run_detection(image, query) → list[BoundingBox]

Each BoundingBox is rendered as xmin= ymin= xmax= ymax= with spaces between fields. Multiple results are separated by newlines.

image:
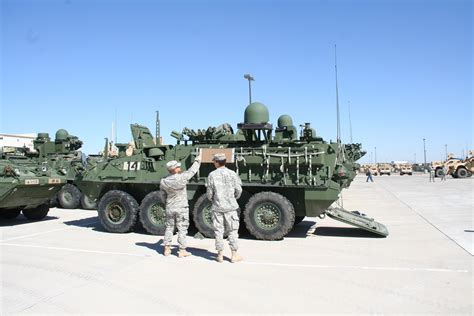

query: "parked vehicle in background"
xmin=400 ymin=164 xmax=413 ymax=176
xmin=378 ymin=163 xmax=391 ymax=176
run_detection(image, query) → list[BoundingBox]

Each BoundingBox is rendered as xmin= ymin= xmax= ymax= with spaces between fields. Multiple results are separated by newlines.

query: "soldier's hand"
xmin=195 ymin=152 xmax=202 ymax=162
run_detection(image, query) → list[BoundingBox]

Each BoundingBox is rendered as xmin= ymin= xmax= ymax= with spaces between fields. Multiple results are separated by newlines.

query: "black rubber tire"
xmin=58 ymin=184 xmax=81 ymax=209
xmin=244 ymin=191 xmax=295 ymax=240
xmin=139 ymin=191 xmax=167 ymax=235
xmin=0 ymin=209 xmax=22 ymax=219
xmin=435 ymin=168 xmax=443 ymax=178
xmin=81 ymin=194 xmax=97 ymax=210
xmin=192 ymin=194 xmax=215 ymax=238
xmin=294 ymin=216 xmax=305 ymax=225
xmin=49 ymin=195 xmax=59 ymax=207
xmin=456 ymin=168 xmax=468 ymax=178
xmin=98 ymin=190 xmax=139 ymax=233
xmin=22 ymin=204 xmax=49 ymax=220
xmin=388 ymin=173 xmax=391 ymax=176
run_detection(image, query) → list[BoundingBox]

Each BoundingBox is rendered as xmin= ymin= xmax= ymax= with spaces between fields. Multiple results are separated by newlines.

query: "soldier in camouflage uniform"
xmin=160 ymin=154 xmax=201 ymax=258
xmin=206 ymin=153 xmax=243 ymax=263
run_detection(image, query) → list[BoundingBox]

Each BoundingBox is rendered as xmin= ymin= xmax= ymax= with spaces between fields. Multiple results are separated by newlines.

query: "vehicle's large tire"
xmin=434 ymin=168 xmax=443 ymax=177
xmin=244 ymin=192 xmax=295 ymax=240
xmin=81 ymin=194 xmax=97 ymax=210
xmin=58 ymin=184 xmax=81 ymax=209
xmin=456 ymin=167 xmax=468 ymax=178
xmin=0 ymin=209 xmax=21 ymax=219
xmin=139 ymin=191 xmax=167 ymax=235
xmin=22 ymin=204 xmax=49 ymax=220
xmin=294 ymin=216 xmax=305 ymax=225
xmin=98 ymin=190 xmax=139 ymax=233
xmin=192 ymin=194 xmax=214 ymax=238
xmin=49 ymin=195 xmax=59 ymax=207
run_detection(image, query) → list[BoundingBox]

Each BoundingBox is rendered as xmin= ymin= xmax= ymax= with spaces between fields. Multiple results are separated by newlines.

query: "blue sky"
xmin=1 ymin=0 xmax=472 ymax=163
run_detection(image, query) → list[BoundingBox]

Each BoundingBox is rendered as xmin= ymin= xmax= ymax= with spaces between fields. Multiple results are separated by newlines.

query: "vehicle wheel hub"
xmin=255 ymin=203 xmax=280 ymax=229
xmin=107 ymin=202 xmax=125 ymax=224
xmin=150 ymin=203 xmax=166 ymax=225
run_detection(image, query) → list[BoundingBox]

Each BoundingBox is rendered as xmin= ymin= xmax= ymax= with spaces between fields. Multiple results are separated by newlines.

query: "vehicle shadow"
xmin=135 ymin=240 xmax=216 ymax=261
xmin=0 ymin=216 xmax=58 ymax=227
xmin=312 ymin=226 xmax=385 ymax=238
xmin=63 ymin=217 xmax=109 ymax=232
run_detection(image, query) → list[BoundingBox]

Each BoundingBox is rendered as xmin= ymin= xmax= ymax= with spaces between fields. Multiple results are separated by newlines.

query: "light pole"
xmin=423 ymin=138 xmax=427 ymax=168
xmin=414 ymin=153 xmax=416 ymax=163
xmin=244 ymin=74 xmax=254 ymax=104
xmin=374 ymin=146 xmax=377 ymax=164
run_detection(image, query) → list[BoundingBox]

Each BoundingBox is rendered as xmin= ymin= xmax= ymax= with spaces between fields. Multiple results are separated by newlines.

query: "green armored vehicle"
xmin=78 ymin=102 xmax=388 ymax=240
xmin=30 ymin=129 xmax=97 ymax=209
xmin=0 ymin=151 xmax=66 ymax=220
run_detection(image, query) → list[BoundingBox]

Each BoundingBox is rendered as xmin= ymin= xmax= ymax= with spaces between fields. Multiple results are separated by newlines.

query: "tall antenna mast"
xmin=334 ymin=45 xmax=341 ymax=143
xmin=114 ymin=108 xmax=118 ymax=143
xmin=156 ymin=110 xmax=161 ymax=145
xmin=348 ymin=100 xmax=353 ymax=143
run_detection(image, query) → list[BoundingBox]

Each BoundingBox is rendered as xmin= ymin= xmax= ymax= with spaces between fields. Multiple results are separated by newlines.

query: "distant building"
xmin=0 ymin=133 xmax=36 ymax=152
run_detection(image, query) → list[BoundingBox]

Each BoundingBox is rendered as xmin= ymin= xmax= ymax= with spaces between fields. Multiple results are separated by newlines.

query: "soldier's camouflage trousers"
xmin=163 ymin=207 xmax=189 ymax=249
xmin=212 ymin=210 xmax=239 ymax=251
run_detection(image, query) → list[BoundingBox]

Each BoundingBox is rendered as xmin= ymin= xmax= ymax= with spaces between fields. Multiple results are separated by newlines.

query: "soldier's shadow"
xmin=135 ymin=240 xmax=216 ymax=261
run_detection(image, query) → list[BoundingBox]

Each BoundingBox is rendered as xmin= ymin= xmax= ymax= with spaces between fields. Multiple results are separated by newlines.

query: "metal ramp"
xmin=325 ymin=207 xmax=389 ymax=237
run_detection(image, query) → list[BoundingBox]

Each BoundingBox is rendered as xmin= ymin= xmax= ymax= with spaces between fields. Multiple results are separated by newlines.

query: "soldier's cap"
xmin=166 ymin=160 xmax=181 ymax=170
xmin=212 ymin=153 xmax=227 ymax=162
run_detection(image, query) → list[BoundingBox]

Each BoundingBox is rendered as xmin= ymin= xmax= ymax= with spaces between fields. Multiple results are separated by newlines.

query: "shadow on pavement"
xmin=312 ymin=226 xmax=385 ymax=238
xmin=63 ymin=217 xmax=109 ymax=232
xmin=135 ymin=240 xmax=216 ymax=261
xmin=0 ymin=215 xmax=58 ymax=227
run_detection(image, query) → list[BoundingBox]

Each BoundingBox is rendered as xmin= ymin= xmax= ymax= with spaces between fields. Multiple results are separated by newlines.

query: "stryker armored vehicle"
xmin=29 ymin=129 xmax=97 ymax=209
xmin=77 ymin=102 xmax=388 ymax=240
xmin=0 ymin=151 xmax=66 ymax=220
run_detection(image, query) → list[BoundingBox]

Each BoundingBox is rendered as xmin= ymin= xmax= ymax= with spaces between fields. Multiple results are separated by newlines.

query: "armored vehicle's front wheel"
xmin=192 ymin=194 xmax=215 ymax=238
xmin=435 ymin=169 xmax=443 ymax=177
xmin=98 ymin=190 xmax=139 ymax=233
xmin=58 ymin=184 xmax=82 ymax=209
xmin=244 ymin=192 xmax=295 ymax=240
xmin=22 ymin=204 xmax=49 ymax=220
xmin=456 ymin=168 xmax=468 ymax=178
xmin=139 ymin=191 xmax=167 ymax=235
xmin=81 ymin=194 xmax=97 ymax=210
xmin=0 ymin=209 xmax=22 ymax=219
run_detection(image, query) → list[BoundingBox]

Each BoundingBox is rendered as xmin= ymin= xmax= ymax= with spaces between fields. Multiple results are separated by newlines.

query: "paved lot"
xmin=1 ymin=174 xmax=472 ymax=314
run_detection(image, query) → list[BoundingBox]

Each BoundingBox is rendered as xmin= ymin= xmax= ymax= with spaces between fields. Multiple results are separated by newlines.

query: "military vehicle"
xmin=29 ymin=130 xmax=97 ymax=209
xmin=378 ymin=164 xmax=391 ymax=176
xmin=399 ymin=164 xmax=413 ymax=176
xmin=430 ymin=160 xmax=445 ymax=177
xmin=369 ymin=165 xmax=378 ymax=176
xmin=0 ymin=151 xmax=66 ymax=220
xmin=446 ymin=152 xmax=473 ymax=178
xmin=77 ymin=102 xmax=388 ymax=240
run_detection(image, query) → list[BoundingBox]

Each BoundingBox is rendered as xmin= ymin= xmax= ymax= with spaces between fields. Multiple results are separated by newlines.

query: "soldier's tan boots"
xmin=216 ymin=251 xmax=224 ymax=263
xmin=178 ymin=249 xmax=192 ymax=258
xmin=231 ymin=251 xmax=243 ymax=263
xmin=164 ymin=246 xmax=171 ymax=256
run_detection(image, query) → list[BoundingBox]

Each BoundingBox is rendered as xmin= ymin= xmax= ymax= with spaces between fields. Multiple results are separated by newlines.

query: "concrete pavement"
xmin=1 ymin=173 xmax=472 ymax=314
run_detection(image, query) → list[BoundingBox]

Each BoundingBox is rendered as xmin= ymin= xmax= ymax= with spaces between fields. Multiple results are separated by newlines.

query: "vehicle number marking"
xmin=25 ymin=179 xmax=39 ymax=185
xmin=48 ymin=178 xmax=61 ymax=184
xmin=123 ymin=162 xmax=141 ymax=171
